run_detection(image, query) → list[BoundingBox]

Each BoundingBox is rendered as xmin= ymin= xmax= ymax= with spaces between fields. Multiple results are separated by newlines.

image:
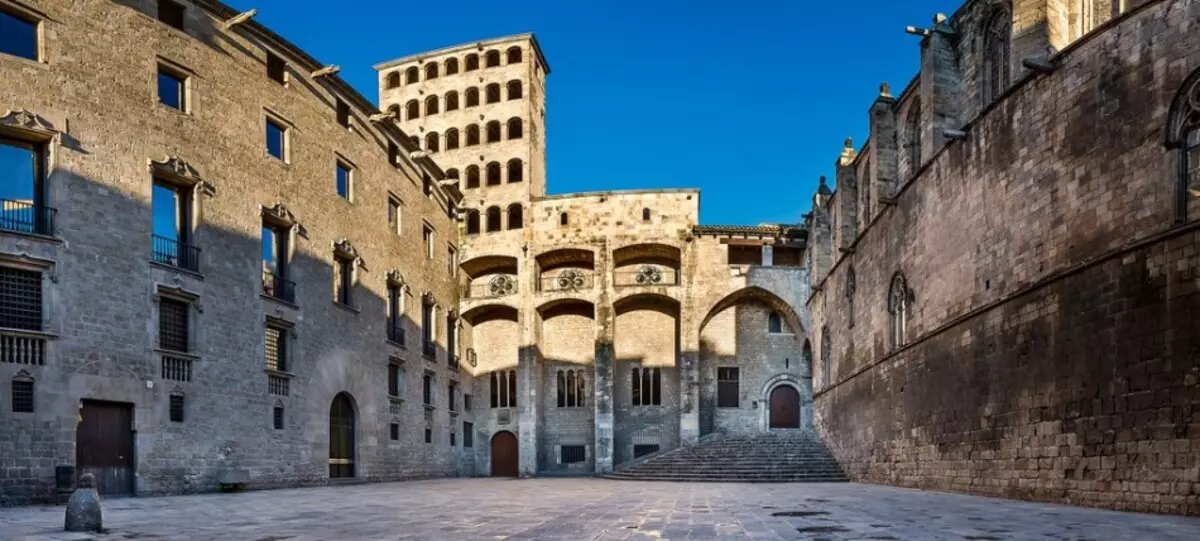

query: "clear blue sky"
xmin=226 ymin=0 xmax=958 ymax=226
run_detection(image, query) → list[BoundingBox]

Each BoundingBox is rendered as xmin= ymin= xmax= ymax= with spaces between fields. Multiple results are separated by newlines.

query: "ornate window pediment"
xmin=262 ymin=203 xmax=298 ymax=228
xmin=151 ymin=156 xmax=214 ymax=195
xmin=386 ymin=269 xmax=407 ymax=288
xmin=0 ymin=109 xmax=59 ymax=142
xmin=333 ymin=239 xmax=362 ymax=266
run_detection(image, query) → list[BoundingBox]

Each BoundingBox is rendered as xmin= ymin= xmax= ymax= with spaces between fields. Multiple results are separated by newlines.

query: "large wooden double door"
xmin=490 ymin=431 xmax=518 ymax=477
xmin=769 ymin=386 xmax=801 ymax=428
xmin=76 ymin=401 xmax=135 ymax=496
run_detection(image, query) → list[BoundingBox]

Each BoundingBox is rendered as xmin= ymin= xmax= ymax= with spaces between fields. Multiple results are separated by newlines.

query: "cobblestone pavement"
xmin=2 ymin=479 xmax=1199 ymax=541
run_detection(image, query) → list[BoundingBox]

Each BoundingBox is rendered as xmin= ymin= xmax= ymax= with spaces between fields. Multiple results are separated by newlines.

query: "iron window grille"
xmin=0 ymin=266 xmax=42 ymax=331
xmin=11 ymin=379 xmax=33 ymax=412
xmin=561 ymin=445 xmax=586 ymax=464
xmin=169 ymin=394 xmax=184 ymax=422
xmin=633 ymin=444 xmax=660 ymax=459
xmin=264 ymin=325 xmax=286 ymax=372
xmin=273 ymin=405 xmax=284 ymax=429
xmin=158 ymin=298 xmax=189 ymax=353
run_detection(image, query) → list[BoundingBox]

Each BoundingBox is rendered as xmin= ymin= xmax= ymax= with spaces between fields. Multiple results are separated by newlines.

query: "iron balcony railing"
xmin=152 ymin=234 xmax=201 ymax=272
xmin=262 ymin=270 xmax=296 ymax=303
xmin=0 ymin=199 xmax=55 ymax=236
xmin=422 ymin=339 xmax=436 ymax=359
xmin=387 ymin=319 xmax=406 ymax=346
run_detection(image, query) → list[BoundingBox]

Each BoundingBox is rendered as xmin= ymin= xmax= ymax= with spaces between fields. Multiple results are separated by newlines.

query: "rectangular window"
xmin=0 ymin=7 xmax=38 ymax=61
xmin=390 ymin=423 xmax=399 ymax=441
xmin=422 ymin=373 xmax=433 ymax=406
xmin=463 ymin=422 xmax=474 ymax=447
xmin=157 ymin=0 xmax=185 ymax=31
xmin=261 ymin=223 xmax=292 ymax=302
xmin=450 ymin=432 xmax=456 ymax=447
xmin=0 ymin=137 xmax=48 ymax=235
xmin=421 ymin=299 xmax=436 ymax=359
xmin=423 ymin=225 xmax=434 ymax=260
xmin=157 ymin=65 xmax=186 ymax=111
xmin=336 ymin=99 xmax=350 ymax=127
xmin=266 ymin=118 xmax=287 ymax=161
xmin=561 ymin=445 xmax=586 ymax=464
xmin=728 ymin=245 xmax=763 ymax=266
xmin=717 ymin=367 xmax=739 ymax=408
xmin=424 ymin=427 xmax=432 ymax=443
xmin=334 ymin=257 xmax=353 ymax=306
xmin=447 ymin=247 xmax=457 ymax=277
xmin=388 ymin=362 xmax=402 ymax=396
xmin=265 ymin=324 xmax=287 ymax=372
xmin=633 ymin=444 xmax=660 ymax=459
xmin=266 ymin=51 xmax=286 ymax=84
xmin=336 ymin=162 xmax=352 ymax=200
xmin=388 ymin=141 xmax=399 ymax=166
xmin=387 ymin=284 xmax=404 ymax=344
xmin=0 ymin=266 xmax=42 ymax=331
xmin=464 ymin=393 xmax=472 ymax=411
xmin=11 ymin=379 xmax=33 ymax=412
xmin=273 ymin=405 xmax=284 ymax=429
xmin=169 ymin=394 xmax=185 ymax=422
xmin=448 ymin=382 xmax=456 ymax=411
xmin=387 ymin=196 xmax=402 ymax=234
xmin=158 ymin=297 xmax=189 ymax=353
xmin=151 ymin=180 xmax=196 ymax=270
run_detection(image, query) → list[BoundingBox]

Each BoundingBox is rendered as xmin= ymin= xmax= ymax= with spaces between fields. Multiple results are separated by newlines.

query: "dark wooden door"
xmin=329 ymin=393 xmax=356 ymax=478
xmin=76 ymin=401 xmax=134 ymax=496
xmin=769 ymin=386 xmax=801 ymax=428
xmin=491 ymin=431 xmax=518 ymax=477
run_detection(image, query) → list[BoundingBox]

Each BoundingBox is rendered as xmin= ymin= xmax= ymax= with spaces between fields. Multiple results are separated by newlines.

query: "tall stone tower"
xmin=375 ymin=34 xmax=549 ymax=237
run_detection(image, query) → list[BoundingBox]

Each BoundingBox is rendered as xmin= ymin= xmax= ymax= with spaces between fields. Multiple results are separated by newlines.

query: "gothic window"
xmin=445 ymin=57 xmax=459 ymax=75
xmin=490 ymin=369 xmax=517 ymax=408
xmin=507 ymin=203 xmax=523 ymax=230
xmin=466 ymin=124 xmax=480 ymax=146
xmin=486 ymin=83 xmax=501 ymax=104
xmin=385 ymin=71 xmax=400 ymax=89
xmin=508 ymin=158 xmax=524 ymax=183
xmin=846 ymin=267 xmax=857 ymax=329
xmin=425 ymin=132 xmax=439 ymax=153
xmin=445 ymin=91 xmax=459 ymax=111
xmin=767 ymin=312 xmax=782 ymax=334
xmin=905 ymin=101 xmax=922 ymax=179
xmin=424 ymin=62 xmax=438 ymax=80
xmin=445 ymin=129 xmax=460 ymax=150
xmin=466 ymin=165 xmax=480 ymax=188
xmin=888 ymin=273 xmax=909 ymax=349
xmin=507 ymin=46 xmax=522 ymax=64
xmin=486 ymin=162 xmax=501 ymax=185
xmin=556 ymin=369 xmax=586 ymax=407
xmin=465 ymin=87 xmax=479 ymax=107
xmin=820 ymin=327 xmax=831 ymax=388
xmin=631 ymin=367 xmax=661 ymax=406
xmin=465 ymin=53 xmax=479 ymax=71
xmin=425 ymin=95 xmax=439 ymax=116
xmin=981 ymin=8 xmax=1012 ymax=106
xmin=486 ymin=121 xmax=501 ymax=143
xmin=466 ymin=210 xmax=480 ymax=235
xmin=485 ymin=206 xmax=502 ymax=232
xmin=486 ymin=50 xmax=500 ymax=67
xmin=1167 ymin=67 xmax=1200 ymax=223
xmin=507 ymin=117 xmax=523 ymax=139
xmin=405 ymin=99 xmax=419 ymax=120
xmin=507 ymin=80 xmax=523 ymax=100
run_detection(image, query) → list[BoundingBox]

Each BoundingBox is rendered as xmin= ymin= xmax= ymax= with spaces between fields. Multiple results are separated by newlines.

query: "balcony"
xmin=152 ymin=235 xmax=201 ymax=272
xmin=0 ymin=330 xmax=46 ymax=365
xmin=538 ymin=269 xmax=594 ymax=293
xmin=422 ymin=339 xmax=436 ymax=359
xmin=461 ymin=275 xmax=517 ymax=299
xmin=267 ymin=373 xmax=290 ymax=396
xmin=0 ymin=199 xmax=55 ymax=236
xmin=387 ymin=319 xmax=406 ymax=346
xmin=262 ymin=270 xmax=296 ymax=303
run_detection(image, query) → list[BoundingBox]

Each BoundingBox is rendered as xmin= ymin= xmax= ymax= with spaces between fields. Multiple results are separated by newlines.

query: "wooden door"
xmin=490 ymin=431 xmax=518 ymax=477
xmin=76 ymin=401 xmax=134 ymax=496
xmin=329 ymin=393 xmax=356 ymax=478
xmin=769 ymin=386 xmax=800 ymax=428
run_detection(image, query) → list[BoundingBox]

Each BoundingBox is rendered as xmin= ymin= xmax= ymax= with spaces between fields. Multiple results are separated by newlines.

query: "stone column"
xmin=517 ymin=247 xmax=539 ymax=477
xmin=868 ymin=84 xmax=899 ymax=201
xmin=593 ymin=241 xmax=615 ymax=473
xmin=835 ymin=139 xmax=859 ymax=249
xmin=920 ymin=14 xmax=962 ymax=154
xmin=806 ymin=179 xmax=834 ymax=286
xmin=678 ymin=239 xmax=701 ymax=446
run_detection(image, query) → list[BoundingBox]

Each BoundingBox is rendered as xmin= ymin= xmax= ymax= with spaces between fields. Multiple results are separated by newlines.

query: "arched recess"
xmin=535 ymin=248 xmax=595 ymax=293
xmin=612 ymin=243 xmax=682 ymax=286
xmin=613 ymin=292 xmax=681 ymax=463
xmin=329 ymin=392 xmax=357 ymax=478
xmin=537 ymin=299 xmax=595 ymax=366
xmin=465 ymin=304 xmax=520 ymax=378
xmin=460 ymin=255 xmax=519 ymax=300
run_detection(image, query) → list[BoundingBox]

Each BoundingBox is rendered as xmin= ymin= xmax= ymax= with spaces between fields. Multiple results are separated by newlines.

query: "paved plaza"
xmin=2 ymin=478 xmax=1198 ymax=541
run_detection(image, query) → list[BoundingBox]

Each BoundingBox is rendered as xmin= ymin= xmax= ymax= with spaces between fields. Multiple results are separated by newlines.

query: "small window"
xmin=0 ymin=7 xmax=38 ymax=61
xmin=642 ymin=208 xmax=651 ymax=222
xmin=507 ymin=117 xmax=523 ymax=139
xmin=424 ymin=427 xmax=432 ymax=443
xmin=336 ymin=162 xmax=352 ymax=200
xmin=464 ymin=394 xmax=472 ymax=411
xmin=273 ymin=405 xmax=284 ymax=429
xmin=158 ymin=297 xmax=190 ymax=353
xmin=507 ymin=46 xmax=522 ymax=64
xmin=386 ymin=71 xmax=400 ymax=89
xmin=388 ymin=362 xmax=403 ymax=396
xmin=559 ymin=212 xmax=569 ymax=226
xmin=485 ymin=206 xmax=501 ymax=232
xmin=336 ymin=99 xmax=350 ymax=128
xmin=157 ymin=66 xmax=187 ymax=111
xmin=465 ymin=54 xmax=479 ymax=71
xmin=507 ymin=204 xmax=523 ymax=230
xmin=508 ymin=159 xmax=524 ymax=183
xmin=561 ymin=445 xmax=586 ymax=464
xmin=466 ymin=125 xmax=480 ymax=146
xmin=464 ymin=422 xmax=474 ymax=447
xmin=446 ymin=129 xmax=460 ymax=150
xmin=425 ymin=62 xmax=438 ymax=80
xmin=423 ymin=225 xmax=435 ymax=260
xmin=486 ymin=50 xmax=501 ymax=67
xmin=266 ymin=118 xmax=287 ymax=161
xmin=388 ymin=140 xmax=399 ymax=166
xmin=466 ymin=210 xmax=480 ymax=235
xmin=390 ymin=423 xmax=400 ymax=441
xmin=158 ymin=0 xmax=185 ymax=31
xmin=334 ymin=255 xmax=354 ymax=306
xmin=265 ymin=324 xmax=287 ymax=372
xmin=169 ymin=394 xmax=185 ymax=422
xmin=486 ymin=84 xmax=501 ymax=104
xmin=405 ymin=66 xmax=419 ymax=84
xmin=448 ymin=247 xmax=457 ymax=278
xmin=422 ymin=373 xmax=433 ymax=405
xmin=466 ymin=165 xmax=480 ymax=188
xmin=448 ymin=382 xmax=457 ymax=411
xmin=450 ymin=432 xmax=457 ymax=447
xmin=11 ymin=379 xmax=33 ymax=412
xmin=633 ymin=444 xmax=659 ymax=458
xmin=445 ymin=58 xmax=459 ymax=75
xmin=767 ymin=312 xmax=783 ymax=334
xmin=266 ymin=52 xmax=287 ymax=85
xmin=465 ymin=88 xmax=480 ymax=107
xmin=507 ymin=80 xmax=523 ymax=100
xmin=717 ymin=367 xmax=739 ymax=408
xmin=388 ymin=196 xmax=402 ymax=234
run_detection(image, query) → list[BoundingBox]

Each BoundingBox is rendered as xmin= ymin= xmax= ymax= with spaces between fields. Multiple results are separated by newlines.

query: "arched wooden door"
xmin=491 ymin=431 xmax=518 ymax=477
xmin=329 ymin=393 xmax=356 ymax=478
xmin=769 ymin=385 xmax=800 ymax=428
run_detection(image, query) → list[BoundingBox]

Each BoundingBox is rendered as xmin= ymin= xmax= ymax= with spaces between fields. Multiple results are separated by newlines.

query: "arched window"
xmin=485 ymin=206 xmax=502 ymax=232
xmin=1168 ymin=67 xmax=1200 ymax=222
xmin=846 ymin=267 xmax=857 ymax=328
xmin=425 ymin=62 xmax=438 ymax=80
xmin=405 ymin=99 xmax=419 ymax=120
xmin=507 ymin=46 xmax=522 ymax=64
xmin=445 ymin=129 xmax=460 ymax=150
xmin=888 ymin=273 xmax=909 ymax=349
xmin=425 ymin=95 xmax=439 ymax=116
xmin=507 ymin=203 xmax=523 ymax=229
xmin=445 ymin=168 xmax=459 ymax=179
xmin=445 ymin=91 xmax=459 ymax=111
xmin=386 ymin=71 xmax=400 ymax=89
xmin=409 ymin=136 xmax=419 ymax=147
xmin=767 ymin=312 xmax=783 ymax=334
xmin=490 ymin=369 xmax=517 ymax=408
xmin=387 ymin=104 xmax=400 ymax=118
xmin=820 ymin=327 xmax=831 ymax=388
xmin=425 ymin=132 xmax=439 ymax=153
xmin=559 ymin=212 xmax=569 ymax=226
xmin=466 ymin=210 xmax=480 ymax=235
xmin=465 ymin=53 xmax=479 ymax=71
xmin=507 ymin=158 xmax=523 ymax=183
xmin=507 ymin=80 xmax=523 ymax=100
xmin=445 ymin=57 xmax=459 ymax=75
xmin=905 ymin=101 xmax=922 ymax=179
xmin=486 ymin=121 xmax=501 ymax=143
xmin=641 ymin=208 xmax=650 ymax=222
xmin=507 ymin=117 xmax=523 ymax=139
xmin=981 ymin=8 xmax=1012 ymax=106
xmin=466 ymin=165 xmax=480 ymax=188
xmin=466 ymin=124 xmax=480 ymax=146
xmin=486 ymin=162 xmax=501 ymax=185
xmin=557 ymin=370 xmax=565 ymax=407
xmin=405 ymin=66 xmax=419 ymax=84
xmin=486 ymin=50 xmax=500 ymax=67
xmin=465 ymin=87 xmax=480 ymax=107
xmin=486 ymin=83 xmax=501 ymax=104
xmin=631 ymin=367 xmax=661 ymax=406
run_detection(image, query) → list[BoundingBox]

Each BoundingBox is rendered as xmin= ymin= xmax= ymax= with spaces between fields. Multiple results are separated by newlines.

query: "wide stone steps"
xmin=606 ymin=430 xmax=849 ymax=483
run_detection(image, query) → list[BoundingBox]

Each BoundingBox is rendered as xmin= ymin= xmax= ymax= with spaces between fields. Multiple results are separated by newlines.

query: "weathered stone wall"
xmin=808 ymin=0 xmax=1200 ymax=515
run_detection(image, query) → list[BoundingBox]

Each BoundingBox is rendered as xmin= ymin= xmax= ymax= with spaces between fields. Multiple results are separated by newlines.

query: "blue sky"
xmin=226 ymin=0 xmax=958 ymax=226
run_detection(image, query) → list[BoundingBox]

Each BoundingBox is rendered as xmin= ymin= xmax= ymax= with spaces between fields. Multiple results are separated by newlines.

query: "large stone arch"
xmin=612 ymin=292 xmax=681 ymax=463
xmin=699 ymin=286 xmax=805 ymax=337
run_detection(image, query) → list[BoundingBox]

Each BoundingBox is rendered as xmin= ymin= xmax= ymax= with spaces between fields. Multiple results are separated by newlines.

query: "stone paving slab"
xmin=1 ymin=479 xmax=1198 ymax=540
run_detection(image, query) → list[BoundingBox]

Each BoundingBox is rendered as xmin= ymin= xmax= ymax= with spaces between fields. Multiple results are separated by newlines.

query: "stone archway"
xmin=769 ymin=385 xmax=801 ymax=428
xmin=491 ymin=431 xmax=519 ymax=477
xmin=759 ymin=375 xmax=812 ymax=431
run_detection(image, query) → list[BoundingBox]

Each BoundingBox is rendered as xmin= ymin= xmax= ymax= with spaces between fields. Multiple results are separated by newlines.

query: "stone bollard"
xmin=64 ymin=473 xmax=103 ymax=533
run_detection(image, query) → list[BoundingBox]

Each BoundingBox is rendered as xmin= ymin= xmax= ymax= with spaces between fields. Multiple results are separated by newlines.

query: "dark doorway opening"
xmin=329 ymin=392 xmax=356 ymax=478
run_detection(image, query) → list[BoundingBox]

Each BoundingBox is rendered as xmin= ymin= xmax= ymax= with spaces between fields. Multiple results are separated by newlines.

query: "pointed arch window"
xmin=820 ymin=327 xmax=831 ymax=388
xmin=507 ymin=117 xmax=523 ymax=139
xmin=982 ymin=8 xmax=1012 ymax=105
xmin=508 ymin=158 xmax=524 ymax=183
xmin=465 ymin=87 xmax=480 ymax=107
xmin=486 ymin=162 xmax=501 ymax=186
xmin=905 ymin=101 xmax=922 ymax=179
xmin=445 ymin=129 xmax=460 ymax=150
xmin=466 ymin=124 xmax=480 ymax=146
xmin=507 ymin=203 xmax=523 ymax=230
xmin=405 ymin=99 xmax=419 ymax=121
xmin=445 ymin=91 xmax=459 ymax=111
xmin=846 ymin=267 xmax=857 ymax=328
xmin=466 ymin=210 xmax=480 ymax=235
xmin=1167 ymin=67 xmax=1200 ymax=223
xmin=507 ymin=80 xmax=523 ymax=100
xmin=888 ymin=273 xmax=909 ymax=349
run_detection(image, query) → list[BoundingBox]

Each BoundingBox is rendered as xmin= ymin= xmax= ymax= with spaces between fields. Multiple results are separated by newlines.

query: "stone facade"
xmin=805 ymin=0 xmax=1200 ymax=515
xmin=0 ymin=0 xmax=814 ymax=505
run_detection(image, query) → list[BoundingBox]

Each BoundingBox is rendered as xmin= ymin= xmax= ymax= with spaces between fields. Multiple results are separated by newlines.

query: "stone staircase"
xmin=605 ymin=430 xmax=849 ymax=483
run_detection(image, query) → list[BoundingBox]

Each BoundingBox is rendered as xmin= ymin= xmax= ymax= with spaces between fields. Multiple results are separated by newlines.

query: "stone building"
xmin=804 ymin=0 xmax=1200 ymax=515
xmin=0 ymin=0 xmax=813 ymax=504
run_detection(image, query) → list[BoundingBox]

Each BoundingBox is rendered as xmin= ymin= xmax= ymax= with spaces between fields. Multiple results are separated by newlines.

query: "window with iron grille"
xmin=390 ymin=423 xmax=399 ymax=441
xmin=561 ymin=445 xmax=586 ymax=464
xmin=169 ymin=394 xmax=185 ymax=422
xmin=10 ymin=379 xmax=33 ymax=412
xmin=264 ymin=324 xmax=286 ymax=372
xmin=463 ymin=422 xmax=474 ymax=447
xmin=424 ymin=427 xmax=431 ymax=443
xmin=0 ymin=266 xmax=42 ymax=331
xmin=273 ymin=404 xmax=284 ymax=429
xmin=717 ymin=367 xmax=739 ymax=408
xmin=158 ymin=297 xmax=189 ymax=352
xmin=633 ymin=444 xmax=659 ymax=458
